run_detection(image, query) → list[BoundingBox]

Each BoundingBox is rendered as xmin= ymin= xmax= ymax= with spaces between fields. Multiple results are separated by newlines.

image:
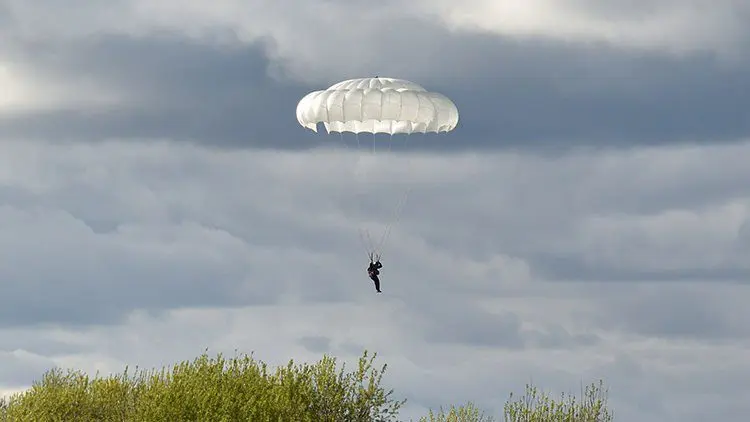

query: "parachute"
xmin=296 ymin=76 xmax=459 ymax=259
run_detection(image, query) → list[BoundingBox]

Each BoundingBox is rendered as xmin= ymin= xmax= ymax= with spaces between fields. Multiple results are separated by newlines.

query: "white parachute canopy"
xmin=296 ymin=77 xmax=459 ymax=135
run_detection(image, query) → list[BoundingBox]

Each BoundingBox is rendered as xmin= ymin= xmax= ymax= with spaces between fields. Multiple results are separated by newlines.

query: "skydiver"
xmin=367 ymin=254 xmax=383 ymax=293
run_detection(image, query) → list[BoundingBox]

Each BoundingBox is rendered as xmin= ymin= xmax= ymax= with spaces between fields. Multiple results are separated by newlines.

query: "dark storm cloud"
xmin=2 ymin=21 xmax=750 ymax=151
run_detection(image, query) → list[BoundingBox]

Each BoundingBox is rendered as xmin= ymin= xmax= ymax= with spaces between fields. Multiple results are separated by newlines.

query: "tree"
xmin=0 ymin=350 xmax=613 ymax=422
xmin=0 ymin=349 xmax=405 ymax=422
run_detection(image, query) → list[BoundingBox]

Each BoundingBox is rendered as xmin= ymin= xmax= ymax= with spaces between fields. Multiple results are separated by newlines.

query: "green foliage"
xmin=0 ymin=349 xmax=404 ymax=422
xmin=0 ymin=349 xmax=613 ymax=422
xmin=418 ymin=401 xmax=494 ymax=422
xmin=502 ymin=380 xmax=613 ymax=422
xmin=417 ymin=380 xmax=612 ymax=422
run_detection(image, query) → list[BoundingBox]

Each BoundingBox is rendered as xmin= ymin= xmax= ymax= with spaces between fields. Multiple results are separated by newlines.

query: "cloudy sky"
xmin=1 ymin=0 xmax=750 ymax=420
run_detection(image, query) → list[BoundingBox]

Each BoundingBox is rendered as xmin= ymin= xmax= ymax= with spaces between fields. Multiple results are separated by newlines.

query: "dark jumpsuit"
xmin=367 ymin=261 xmax=383 ymax=293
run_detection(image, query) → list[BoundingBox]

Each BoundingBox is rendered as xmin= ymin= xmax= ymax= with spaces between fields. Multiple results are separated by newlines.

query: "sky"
xmin=1 ymin=0 xmax=750 ymax=420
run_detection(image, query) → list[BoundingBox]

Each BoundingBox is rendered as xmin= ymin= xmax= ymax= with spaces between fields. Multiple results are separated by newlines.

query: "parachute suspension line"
xmin=353 ymin=131 xmax=377 ymax=258
xmin=374 ymin=131 xmax=419 ymax=260
xmin=358 ymin=227 xmax=372 ymax=260
xmin=333 ymin=131 xmax=373 ymax=260
xmin=375 ymin=132 xmax=400 ymax=255
xmin=376 ymin=186 xmax=411 ymax=260
xmin=337 ymin=132 xmax=371 ymax=259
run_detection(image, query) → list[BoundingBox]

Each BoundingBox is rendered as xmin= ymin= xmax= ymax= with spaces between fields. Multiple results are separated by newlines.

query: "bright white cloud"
xmin=0 ymin=61 xmax=124 ymax=111
xmin=0 ymin=64 xmax=35 ymax=110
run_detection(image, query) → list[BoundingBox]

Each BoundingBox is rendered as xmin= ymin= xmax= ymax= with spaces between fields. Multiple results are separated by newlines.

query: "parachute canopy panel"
xmin=296 ymin=77 xmax=459 ymax=135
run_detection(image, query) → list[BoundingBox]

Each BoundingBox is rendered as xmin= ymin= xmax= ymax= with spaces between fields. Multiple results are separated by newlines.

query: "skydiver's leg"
xmin=371 ymin=275 xmax=381 ymax=293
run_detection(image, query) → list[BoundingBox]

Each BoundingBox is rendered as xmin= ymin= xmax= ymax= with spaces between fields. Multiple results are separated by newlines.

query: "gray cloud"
xmin=1 ymin=138 xmax=749 ymax=331
xmin=594 ymin=283 xmax=750 ymax=340
xmin=0 ymin=350 xmax=55 ymax=388
xmin=419 ymin=297 xmax=525 ymax=348
xmin=0 ymin=33 xmax=304 ymax=148
xmin=530 ymin=254 xmax=750 ymax=283
xmin=1 ymin=19 xmax=750 ymax=150
xmin=297 ymin=336 xmax=332 ymax=354
xmin=1 ymin=2 xmax=750 ymax=421
xmin=0 ymin=331 xmax=84 ymax=356
xmin=522 ymin=324 xmax=601 ymax=349
xmin=0 ymin=207 xmax=278 ymax=327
